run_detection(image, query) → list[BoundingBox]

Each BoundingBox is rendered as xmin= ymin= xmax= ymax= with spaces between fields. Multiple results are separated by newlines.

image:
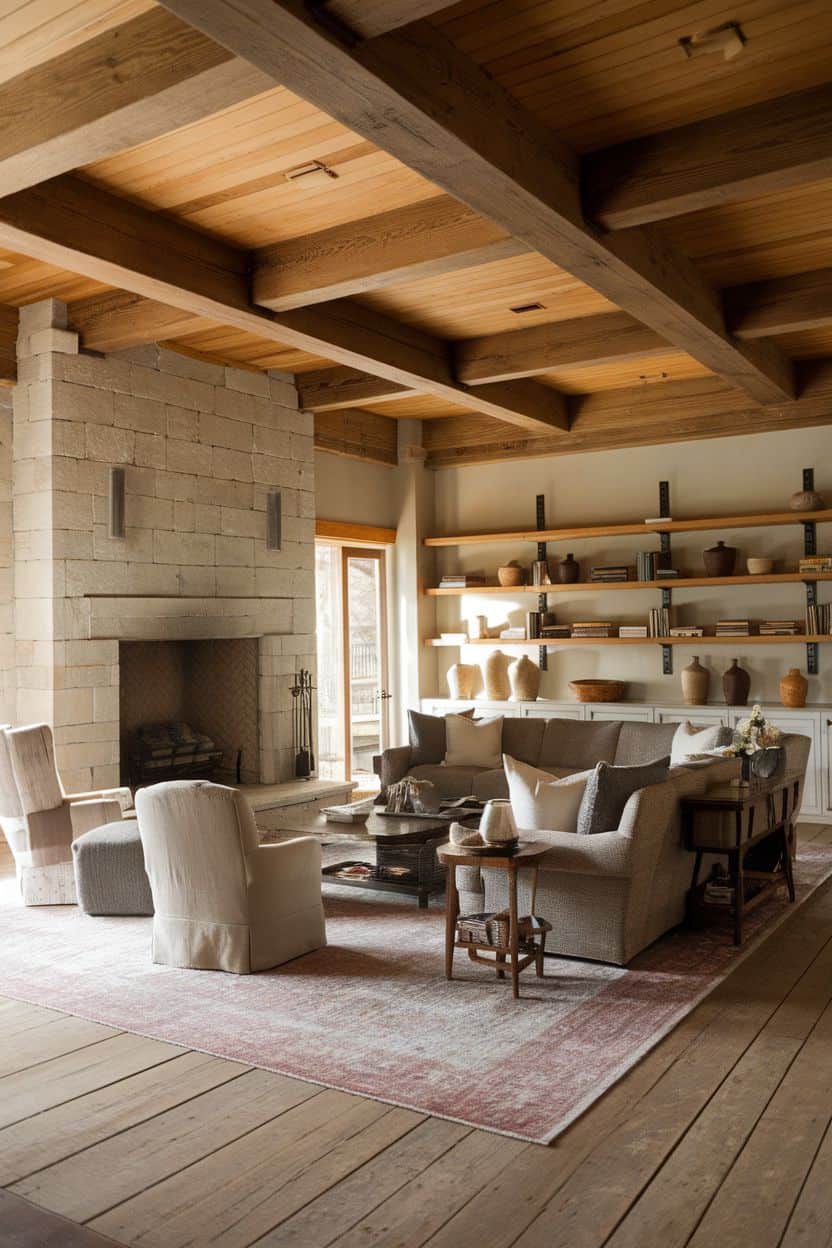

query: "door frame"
xmin=340 ymin=545 xmax=390 ymax=782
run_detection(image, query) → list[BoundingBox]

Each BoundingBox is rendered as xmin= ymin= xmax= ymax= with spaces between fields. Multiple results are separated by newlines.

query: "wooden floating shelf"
xmin=426 ymin=635 xmax=832 ymax=648
xmin=427 ymin=572 xmax=832 ymax=595
xmin=424 ymin=509 xmax=832 ymax=548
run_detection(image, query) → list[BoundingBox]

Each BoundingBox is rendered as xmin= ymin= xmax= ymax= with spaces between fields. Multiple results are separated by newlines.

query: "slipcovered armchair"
xmin=135 ymin=780 xmax=326 ymax=973
xmin=1 ymin=724 xmax=127 ymax=905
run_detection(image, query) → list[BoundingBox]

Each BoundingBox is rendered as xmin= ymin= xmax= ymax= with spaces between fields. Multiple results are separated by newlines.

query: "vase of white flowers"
xmin=726 ymin=704 xmax=783 ymax=785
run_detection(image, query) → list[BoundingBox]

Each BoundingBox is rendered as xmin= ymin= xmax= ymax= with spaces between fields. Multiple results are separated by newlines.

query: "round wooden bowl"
xmin=569 ymin=679 xmax=626 ymax=703
xmin=497 ymin=564 xmax=526 ymax=587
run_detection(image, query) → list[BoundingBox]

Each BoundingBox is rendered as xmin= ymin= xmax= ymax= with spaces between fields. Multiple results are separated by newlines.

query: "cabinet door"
xmin=825 ymin=715 xmax=832 ymax=816
xmin=744 ymin=711 xmax=821 ymax=817
xmin=585 ymin=705 xmax=654 ymax=723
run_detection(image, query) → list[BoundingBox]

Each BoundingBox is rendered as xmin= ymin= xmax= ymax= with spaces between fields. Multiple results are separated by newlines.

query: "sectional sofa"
xmin=375 ymin=715 xmax=810 ymax=964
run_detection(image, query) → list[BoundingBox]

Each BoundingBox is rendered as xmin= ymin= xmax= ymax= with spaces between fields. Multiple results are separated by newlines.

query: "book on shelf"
xmin=499 ymin=627 xmax=526 ymax=640
xmin=636 ymin=552 xmax=656 ymax=581
xmin=589 ymin=566 xmax=630 ymax=582
xmin=540 ymin=625 xmax=571 ymax=638
xmin=571 ymin=620 xmax=614 ymax=637
xmin=759 ymin=620 xmax=801 ymax=635
xmin=648 ymin=606 xmax=671 ymax=637
xmin=619 ymin=625 xmax=648 ymax=637
xmin=807 ymin=603 xmax=831 ymax=634
xmin=439 ymin=632 xmax=468 ymax=644
xmin=655 ymin=568 xmax=681 ymax=579
xmin=644 ymin=517 xmax=672 ymax=524
xmin=715 ymin=619 xmax=751 ymax=636
xmin=668 ymin=626 xmax=705 ymax=637
xmin=799 ymin=556 xmax=832 ymax=573
xmin=439 ymin=574 xmax=486 ymax=587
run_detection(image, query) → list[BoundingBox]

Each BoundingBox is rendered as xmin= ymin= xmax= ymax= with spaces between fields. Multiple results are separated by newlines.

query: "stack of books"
xmin=589 ymin=565 xmax=629 ymax=583
xmin=540 ymin=623 xmax=571 ymax=639
xmin=669 ymin=625 xmax=705 ymax=637
xmin=655 ymin=567 xmax=681 ymax=580
xmin=807 ymin=603 xmax=831 ymax=634
xmin=636 ymin=552 xmax=656 ymax=581
xmin=571 ymin=621 xmax=614 ymax=638
xmin=648 ymin=606 xmax=671 ymax=637
xmin=499 ymin=626 xmax=526 ymax=640
xmin=759 ymin=619 xmax=802 ymax=636
xmin=619 ymin=624 xmax=648 ymax=638
xmin=439 ymin=573 xmax=485 ymax=589
xmin=799 ymin=555 xmax=832 ymax=574
xmin=716 ymin=619 xmax=751 ymax=637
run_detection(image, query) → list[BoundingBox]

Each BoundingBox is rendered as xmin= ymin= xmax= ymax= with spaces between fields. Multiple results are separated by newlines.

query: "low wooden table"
xmin=282 ymin=811 xmax=475 ymax=908
xmin=437 ymin=841 xmax=551 ymax=999
xmin=681 ymin=773 xmax=799 ymax=946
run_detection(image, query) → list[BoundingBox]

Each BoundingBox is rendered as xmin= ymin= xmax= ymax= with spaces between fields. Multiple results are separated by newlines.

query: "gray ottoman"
xmin=72 ymin=820 xmax=154 ymax=916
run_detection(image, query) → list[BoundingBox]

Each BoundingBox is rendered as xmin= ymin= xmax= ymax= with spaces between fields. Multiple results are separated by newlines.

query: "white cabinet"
xmin=825 ymin=715 xmax=832 ymax=816
xmin=654 ymin=706 xmax=731 ymax=727
xmin=747 ymin=709 xmax=823 ymax=818
xmin=585 ymin=704 xmax=654 ymax=723
xmin=521 ymin=703 xmax=582 ymax=720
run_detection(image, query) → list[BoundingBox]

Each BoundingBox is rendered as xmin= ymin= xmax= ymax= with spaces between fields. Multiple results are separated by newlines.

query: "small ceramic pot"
xmin=789 ymin=489 xmax=823 ymax=512
xmin=557 ymin=553 xmax=580 ymax=584
xmin=497 ymin=564 xmax=525 ymax=587
xmin=703 ymin=540 xmax=736 ymax=577
xmin=747 ymin=557 xmax=774 ymax=575
xmin=780 ymin=667 xmax=808 ymax=708
xmin=480 ymin=800 xmax=518 ymax=845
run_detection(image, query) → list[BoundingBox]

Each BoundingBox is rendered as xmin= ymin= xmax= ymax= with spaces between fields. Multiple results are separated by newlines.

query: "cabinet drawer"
xmin=585 ymin=705 xmax=654 ymax=723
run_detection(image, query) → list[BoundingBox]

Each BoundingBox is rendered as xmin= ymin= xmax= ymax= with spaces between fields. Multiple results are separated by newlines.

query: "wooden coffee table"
xmin=282 ymin=811 xmax=476 ymax=908
xmin=438 ymin=841 xmax=551 ymax=999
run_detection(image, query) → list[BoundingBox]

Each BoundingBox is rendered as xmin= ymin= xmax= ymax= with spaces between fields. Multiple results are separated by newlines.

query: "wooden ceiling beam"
xmin=314 ymin=408 xmax=399 ymax=465
xmin=0 ymin=8 xmax=272 ymax=197
xmin=297 ymin=366 xmax=417 ymax=411
xmin=586 ymin=83 xmax=832 ymax=231
xmin=253 ymin=195 xmax=527 ymax=311
xmin=456 ymin=312 xmax=668 ymax=384
xmin=0 ymin=176 xmax=567 ymax=434
xmin=727 ymin=269 xmax=832 ymax=340
xmin=0 ymin=305 xmax=17 ymax=385
xmin=155 ymin=0 xmax=793 ymax=407
xmin=319 ymin=1 xmax=455 ymax=39
xmin=423 ymin=363 xmax=832 ymax=468
xmin=67 ymin=292 xmax=207 ymax=352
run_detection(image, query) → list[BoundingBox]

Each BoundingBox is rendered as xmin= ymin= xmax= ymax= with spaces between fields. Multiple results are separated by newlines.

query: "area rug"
xmin=1 ymin=846 xmax=831 ymax=1144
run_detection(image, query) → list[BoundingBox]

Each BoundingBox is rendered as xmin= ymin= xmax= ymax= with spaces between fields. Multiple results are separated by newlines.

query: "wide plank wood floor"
xmin=2 ymin=825 xmax=832 ymax=1247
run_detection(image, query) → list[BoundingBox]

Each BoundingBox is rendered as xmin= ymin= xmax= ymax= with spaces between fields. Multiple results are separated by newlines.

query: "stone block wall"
xmin=11 ymin=300 xmax=315 ymax=792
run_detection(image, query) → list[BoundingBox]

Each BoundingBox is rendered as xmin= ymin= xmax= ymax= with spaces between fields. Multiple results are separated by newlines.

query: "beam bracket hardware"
xmin=658 ymin=480 xmax=673 ymax=676
xmin=803 ymin=468 xmax=820 ymax=676
xmin=536 ymin=493 xmax=548 ymax=672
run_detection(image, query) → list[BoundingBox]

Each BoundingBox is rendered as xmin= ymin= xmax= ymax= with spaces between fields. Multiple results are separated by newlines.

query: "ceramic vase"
xmin=723 ymin=658 xmax=750 ymax=706
xmin=508 ymin=654 xmax=541 ymax=701
xmin=468 ymin=614 xmax=488 ymax=641
xmin=480 ymin=799 xmax=517 ymax=845
xmin=703 ymin=540 xmax=736 ymax=577
xmin=681 ymin=656 xmax=709 ymax=705
xmin=557 ymin=552 xmax=580 ymax=584
xmin=780 ymin=667 xmax=808 ymax=708
xmin=483 ymin=649 xmax=511 ymax=700
xmin=447 ymin=662 xmax=477 ymax=700
xmin=497 ymin=564 xmax=525 ymax=587
xmin=789 ymin=488 xmax=823 ymax=512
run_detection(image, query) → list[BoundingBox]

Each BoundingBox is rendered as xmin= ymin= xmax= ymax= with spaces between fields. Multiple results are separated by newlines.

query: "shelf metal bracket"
xmin=803 ymin=468 xmax=819 ymax=675
xmin=658 ymin=480 xmax=673 ymax=675
xmin=536 ymin=493 xmax=548 ymax=671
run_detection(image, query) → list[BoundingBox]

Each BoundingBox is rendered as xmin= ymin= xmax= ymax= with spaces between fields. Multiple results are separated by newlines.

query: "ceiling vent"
xmin=285 ymin=161 xmax=339 ymax=189
xmin=679 ymin=22 xmax=745 ymax=61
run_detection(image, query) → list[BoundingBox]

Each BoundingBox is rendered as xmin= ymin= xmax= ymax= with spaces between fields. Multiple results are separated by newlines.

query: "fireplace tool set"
xmin=290 ymin=669 xmax=316 ymax=778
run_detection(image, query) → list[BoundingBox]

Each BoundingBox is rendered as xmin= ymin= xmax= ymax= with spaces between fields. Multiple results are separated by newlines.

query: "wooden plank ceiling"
xmin=0 ymin=0 xmax=832 ymax=463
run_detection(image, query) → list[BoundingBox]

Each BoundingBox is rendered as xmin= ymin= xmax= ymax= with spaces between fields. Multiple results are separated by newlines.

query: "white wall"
xmin=314 ymin=450 xmax=402 ymax=528
xmin=431 ymin=426 xmax=832 ymax=705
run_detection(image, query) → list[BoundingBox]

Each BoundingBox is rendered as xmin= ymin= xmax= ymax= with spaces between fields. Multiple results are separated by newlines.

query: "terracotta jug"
xmin=508 ymin=654 xmax=541 ymax=701
xmin=780 ymin=667 xmax=808 ymax=708
xmin=681 ymin=656 xmax=709 ymax=705
xmin=483 ymin=649 xmax=512 ymax=701
xmin=557 ymin=552 xmax=580 ymax=584
xmin=447 ymin=662 xmax=477 ymax=700
xmin=723 ymin=658 xmax=750 ymax=706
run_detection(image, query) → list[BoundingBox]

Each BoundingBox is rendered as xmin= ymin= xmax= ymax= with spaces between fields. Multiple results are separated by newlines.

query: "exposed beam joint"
xmin=156 ymin=1 xmax=793 ymax=405
xmin=727 ymin=269 xmax=832 ymax=340
xmin=0 ymin=176 xmax=566 ymax=434
xmin=67 ymin=292 xmax=207 ymax=352
xmin=319 ymin=1 xmax=456 ymax=39
xmin=586 ymin=83 xmax=832 ymax=230
xmin=0 ymin=305 xmax=17 ymax=385
xmin=298 ymin=366 xmax=416 ymax=411
xmin=253 ymin=195 xmax=527 ymax=310
xmin=314 ymin=409 xmax=399 ymax=465
xmin=0 ymin=8 xmax=272 ymax=196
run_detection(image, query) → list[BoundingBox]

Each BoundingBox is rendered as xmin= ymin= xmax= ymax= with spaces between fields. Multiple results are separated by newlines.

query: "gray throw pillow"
xmin=408 ymin=708 xmax=474 ymax=765
xmin=576 ymin=755 xmax=670 ymax=836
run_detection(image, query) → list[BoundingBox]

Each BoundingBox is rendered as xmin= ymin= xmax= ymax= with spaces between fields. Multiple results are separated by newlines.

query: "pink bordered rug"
xmin=1 ymin=846 xmax=831 ymax=1144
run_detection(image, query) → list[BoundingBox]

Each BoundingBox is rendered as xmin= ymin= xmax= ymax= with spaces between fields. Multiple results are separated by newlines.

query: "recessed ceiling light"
xmin=285 ymin=161 xmax=339 ymax=189
xmin=509 ymin=302 xmax=545 ymax=314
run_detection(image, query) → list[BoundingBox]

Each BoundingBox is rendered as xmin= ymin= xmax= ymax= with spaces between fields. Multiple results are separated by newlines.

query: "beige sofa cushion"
xmin=504 ymin=754 xmax=590 ymax=834
xmin=501 ymin=717 xmax=545 ymax=766
xmin=445 ymin=714 xmax=503 ymax=767
xmin=539 ymin=719 xmax=622 ymax=770
xmin=613 ymin=721 xmax=677 ymax=766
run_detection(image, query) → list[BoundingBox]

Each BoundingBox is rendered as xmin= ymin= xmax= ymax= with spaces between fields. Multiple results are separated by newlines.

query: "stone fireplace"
xmin=7 ymin=301 xmax=316 ymax=793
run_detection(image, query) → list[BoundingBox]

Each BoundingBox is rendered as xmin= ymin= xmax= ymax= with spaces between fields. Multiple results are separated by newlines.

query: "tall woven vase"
xmin=483 ymin=649 xmax=511 ymax=701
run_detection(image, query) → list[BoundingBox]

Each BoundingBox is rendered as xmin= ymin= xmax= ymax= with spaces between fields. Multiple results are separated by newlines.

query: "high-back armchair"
xmin=1 ymin=724 xmax=128 ymax=905
xmin=136 ymin=780 xmax=326 ymax=973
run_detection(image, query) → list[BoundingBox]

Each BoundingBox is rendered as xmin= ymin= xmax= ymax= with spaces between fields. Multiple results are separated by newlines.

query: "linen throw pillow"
xmin=576 ymin=756 xmax=670 ymax=836
xmin=670 ymin=720 xmax=732 ymax=765
xmin=408 ymin=708 xmax=474 ymax=765
xmin=444 ymin=714 xmax=503 ymax=768
xmin=504 ymin=754 xmax=589 ymax=834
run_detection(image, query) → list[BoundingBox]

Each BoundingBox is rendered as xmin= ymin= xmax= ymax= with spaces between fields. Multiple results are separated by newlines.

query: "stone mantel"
xmin=84 ymin=595 xmax=293 ymax=641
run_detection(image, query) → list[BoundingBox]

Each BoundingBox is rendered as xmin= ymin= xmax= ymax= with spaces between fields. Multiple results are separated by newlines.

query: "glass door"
xmin=314 ymin=542 xmax=390 ymax=787
xmin=342 ymin=547 xmax=390 ymax=787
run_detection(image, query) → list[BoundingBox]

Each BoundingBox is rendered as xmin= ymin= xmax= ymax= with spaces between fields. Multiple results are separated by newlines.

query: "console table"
xmin=681 ymin=774 xmax=799 ymax=946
